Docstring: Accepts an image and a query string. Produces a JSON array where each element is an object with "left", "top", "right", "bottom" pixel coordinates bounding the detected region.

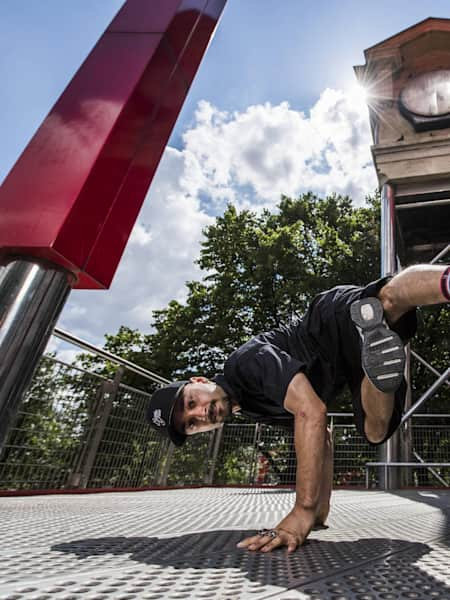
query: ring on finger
[{"left": 258, "top": 529, "right": 278, "bottom": 539}]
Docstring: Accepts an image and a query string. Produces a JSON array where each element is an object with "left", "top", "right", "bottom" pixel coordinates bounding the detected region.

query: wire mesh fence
[
  {"left": 410, "top": 417, "right": 450, "bottom": 486},
  {"left": 0, "top": 352, "right": 449, "bottom": 492},
  {"left": 0, "top": 356, "right": 100, "bottom": 490},
  {"left": 328, "top": 414, "right": 377, "bottom": 487},
  {"left": 214, "top": 423, "right": 261, "bottom": 485},
  {"left": 0, "top": 356, "right": 167, "bottom": 490},
  {"left": 83, "top": 383, "right": 170, "bottom": 489}
]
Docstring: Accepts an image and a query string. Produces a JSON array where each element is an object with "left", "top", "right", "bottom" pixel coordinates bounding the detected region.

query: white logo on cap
[{"left": 152, "top": 409, "right": 166, "bottom": 428}]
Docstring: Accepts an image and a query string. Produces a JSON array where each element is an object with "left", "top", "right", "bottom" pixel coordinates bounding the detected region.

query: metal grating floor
[{"left": 1, "top": 488, "right": 449, "bottom": 599}]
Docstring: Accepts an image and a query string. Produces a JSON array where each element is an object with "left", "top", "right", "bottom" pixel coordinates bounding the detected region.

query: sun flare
[{"left": 346, "top": 83, "right": 369, "bottom": 108}]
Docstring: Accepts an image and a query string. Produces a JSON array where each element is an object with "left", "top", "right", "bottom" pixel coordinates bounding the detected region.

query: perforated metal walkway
[{"left": 1, "top": 488, "right": 450, "bottom": 599}]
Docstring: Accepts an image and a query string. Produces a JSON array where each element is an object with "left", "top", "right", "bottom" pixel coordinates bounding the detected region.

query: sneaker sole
[{"left": 350, "top": 297, "right": 405, "bottom": 394}]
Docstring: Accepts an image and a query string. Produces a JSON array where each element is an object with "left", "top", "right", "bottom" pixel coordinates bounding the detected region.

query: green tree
[
  {"left": 144, "top": 192, "right": 381, "bottom": 387},
  {"left": 63, "top": 192, "right": 450, "bottom": 486}
]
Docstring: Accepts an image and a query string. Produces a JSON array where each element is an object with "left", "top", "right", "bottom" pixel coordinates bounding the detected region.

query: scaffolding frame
[{"left": 380, "top": 183, "right": 450, "bottom": 489}]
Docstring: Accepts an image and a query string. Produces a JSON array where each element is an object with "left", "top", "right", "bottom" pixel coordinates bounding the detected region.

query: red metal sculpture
[{"left": 0, "top": 0, "right": 226, "bottom": 289}]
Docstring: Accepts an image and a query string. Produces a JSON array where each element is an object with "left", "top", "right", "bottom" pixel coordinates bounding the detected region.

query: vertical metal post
[
  {"left": 0, "top": 259, "right": 72, "bottom": 451},
  {"left": 158, "top": 443, "right": 176, "bottom": 486},
  {"left": 400, "top": 346, "right": 413, "bottom": 486},
  {"left": 205, "top": 426, "right": 224, "bottom": 485},
  {"left": 380, "top": 183, "right": 396, "bottom": 276},
  {"left": 68, "top": 366, "right": 124, "bottom": 488},
  {"left": 202, "top": 429, "right": 216, "bottom": 484},
  {"left": 251, "top": 424, "right": 261, "bottom": 484},
  {"left": 134, "top": 444, "right": 149, "bottom": 488},
  {"left": 380, "top": 184, "right": 401, "bottom": 489}
]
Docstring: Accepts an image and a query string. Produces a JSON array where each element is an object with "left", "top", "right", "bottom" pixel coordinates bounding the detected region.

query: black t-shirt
[
  {"left": 212, "top": 279, "right": 417, "bottom": 427},
  {"left": 213, "top": 321, "right": 315, "bottom": 425},
  {"left": 213, "top": 288, "right": 351, "bottom": 424}
]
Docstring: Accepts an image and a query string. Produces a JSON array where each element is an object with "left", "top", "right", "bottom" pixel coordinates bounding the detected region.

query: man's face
[{"left": 172, "top": 378, "right": 233, "bottom": 436}]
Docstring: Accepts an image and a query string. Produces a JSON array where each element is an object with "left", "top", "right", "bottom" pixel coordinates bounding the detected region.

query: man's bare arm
[
  {"left": 288, "top": 372, "right": 327, "bottom": 506},
  {"left": 315, "top": 426, "right": 333, "bottom": 526},
  {"left": 237, "top": 373, "right": 328, "bottom": 553}
]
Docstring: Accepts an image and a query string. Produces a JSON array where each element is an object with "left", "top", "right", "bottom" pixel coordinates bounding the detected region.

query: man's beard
[{"left": 209, "top": 396, "right": 232, "bottom": 424}]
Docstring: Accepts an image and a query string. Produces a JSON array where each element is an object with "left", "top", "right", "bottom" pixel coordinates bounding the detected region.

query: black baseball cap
[{"left": 146, "top": 381, "right": 188, "bottom": 446}]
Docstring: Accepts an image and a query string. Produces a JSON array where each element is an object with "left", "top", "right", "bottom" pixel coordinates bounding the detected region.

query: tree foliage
[
  {"left": 83, "top": 192, "right": 449, "bottom": 414},
  {"left": 96, "top": 191, "right": 448, "bottom": 416},
  {"left": 143, "top": 192, "right": 381, "bottom": 386}
]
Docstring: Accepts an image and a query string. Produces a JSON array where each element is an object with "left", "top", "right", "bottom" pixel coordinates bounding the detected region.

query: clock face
[{"left": 400, "top": 70, "right": 450, "bottom": 117}]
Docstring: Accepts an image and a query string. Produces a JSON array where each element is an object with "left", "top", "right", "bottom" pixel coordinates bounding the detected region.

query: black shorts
[{"left": 302, "top": 276, "right": 417, "bottom": 446}]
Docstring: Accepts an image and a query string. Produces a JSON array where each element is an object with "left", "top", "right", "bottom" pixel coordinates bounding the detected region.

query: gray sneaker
[{"left": 350, "top": 297, "right": 405, "bottom": 393}]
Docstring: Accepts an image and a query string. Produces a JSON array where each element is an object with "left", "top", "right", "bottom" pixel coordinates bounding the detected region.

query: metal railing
[
  {"left": 53, "top": 327, "right": 170, "bottom": 385},
  {"left": 0, "top": 331, "right": 449, "bottom": 492},
  {"left": 366, "top": 463, "right": 450, "bottom": 490},
  {"left": 0, "top": 355, "right": 167, "bottom": 490}
]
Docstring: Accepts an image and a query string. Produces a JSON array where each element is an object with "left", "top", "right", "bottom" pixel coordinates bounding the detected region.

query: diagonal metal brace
[
  {"left": 401, "top": 367, "right": 450, "bottom": 424},
  {"left": 411, "top": 350, "right": 450, "bottom": 388}
]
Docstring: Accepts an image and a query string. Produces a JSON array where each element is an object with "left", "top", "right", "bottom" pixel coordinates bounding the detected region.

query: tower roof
[{"left": 364, "top": 17, "right": 450, "bottom": 58}]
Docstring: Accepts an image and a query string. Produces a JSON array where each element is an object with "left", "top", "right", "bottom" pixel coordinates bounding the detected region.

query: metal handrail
[
  {"left": 365, "top": 461, "right": 450, "bottom": 489},
  {"left": 53, "top": 327, "right": 170, "bottom": 386},
  {"left": 44, "top": 355, "right": 109, "bottom": 382}
]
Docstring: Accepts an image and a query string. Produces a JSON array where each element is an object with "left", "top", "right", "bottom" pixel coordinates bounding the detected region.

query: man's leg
[
  {"left": 360, "top": 378, "right": 396, "bottom": 443},
  {"left": 378, "top": 264, "right": 450, "bottom": 324},
  {"left": 361, "top": 264, "right": 449, "bottom": 444}
]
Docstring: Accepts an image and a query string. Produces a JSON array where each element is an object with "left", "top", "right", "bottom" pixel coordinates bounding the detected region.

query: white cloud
[
  {"left": 182, "top": 88, "right": 376, "bottom": 209},
  {"left": 129, "top": 222, "right": 153, "bottom": 246},
  {"left": 57, "top": 87, "right": 377, "bottom": 354}
]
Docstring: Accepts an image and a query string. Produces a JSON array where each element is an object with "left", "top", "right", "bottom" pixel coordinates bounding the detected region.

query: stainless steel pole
[
  {"left": 400, "top": 345, "right": 413, "bottom": 487},
  {"left": 0, "top": 258, "right": 72, "bottom": 450},
  {"left": 380, "top": 183, "right": 401, "bottom": 490},
  {"left": 380, "top": 183, "right": 396, "bottom": 276}
]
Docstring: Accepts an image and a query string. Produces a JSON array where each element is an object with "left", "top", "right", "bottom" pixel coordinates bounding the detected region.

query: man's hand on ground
[{"left": 236, "top": 506, "right": 316, "bottom": 553}]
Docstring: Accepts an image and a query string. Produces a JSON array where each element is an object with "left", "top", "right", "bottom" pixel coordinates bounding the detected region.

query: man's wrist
[
  {"left": 293, "top": 502, "right": 316, "bottom": 513},
  {"left": 292, "top": 504, "right": 317, "bottom": 528},
  {"left": 294, "top": 495, "right": 319, "bottom": 512}
]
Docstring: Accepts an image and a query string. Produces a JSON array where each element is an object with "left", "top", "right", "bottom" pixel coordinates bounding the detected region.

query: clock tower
[
  {"left": 355, "top": 17, "right": 450, "bottom": 265},
  {"left": 355, "top": 18, "right": 450, "bottom": 490}
]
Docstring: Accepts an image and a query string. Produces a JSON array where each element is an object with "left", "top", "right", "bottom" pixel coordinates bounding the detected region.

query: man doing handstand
[{"left": 146, "top": 264, "right": 450, "bottom": 552}]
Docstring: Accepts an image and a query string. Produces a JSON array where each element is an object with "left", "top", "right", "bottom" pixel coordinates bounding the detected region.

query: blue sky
[
  {"left": 1, "top": 1, "right": 449, "bottom": 354},
  {"left": 3, "top": 0, "right": 450, "bottom": 179}
]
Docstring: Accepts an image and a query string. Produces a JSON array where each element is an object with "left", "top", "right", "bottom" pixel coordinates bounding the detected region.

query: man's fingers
[
  {"left": 248, "top": 534, "right": 275, "bottom": 551},
  {"left": 237, "top": 534, "right": 268, "bottom": 549},
  {"left": 237, "top": 530, "right": 300, "bottom": 553},
  {"left": 270, "top": 531, "right": 298, "bottom": 553},
  {"left": 237, "top": 532, "right": 281, "bottom": 551},
  {"left": 262, "top": 530, "right": 301, "bottom": 553},
  {"left": 237, "top": 535, "right": 261, "bottom": 548},
  {"left": 260, "top": 535, "right": 283, "bottom": 552},
  {"left": 249, "top": 535, "right": 273, "bottom": 551}
]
